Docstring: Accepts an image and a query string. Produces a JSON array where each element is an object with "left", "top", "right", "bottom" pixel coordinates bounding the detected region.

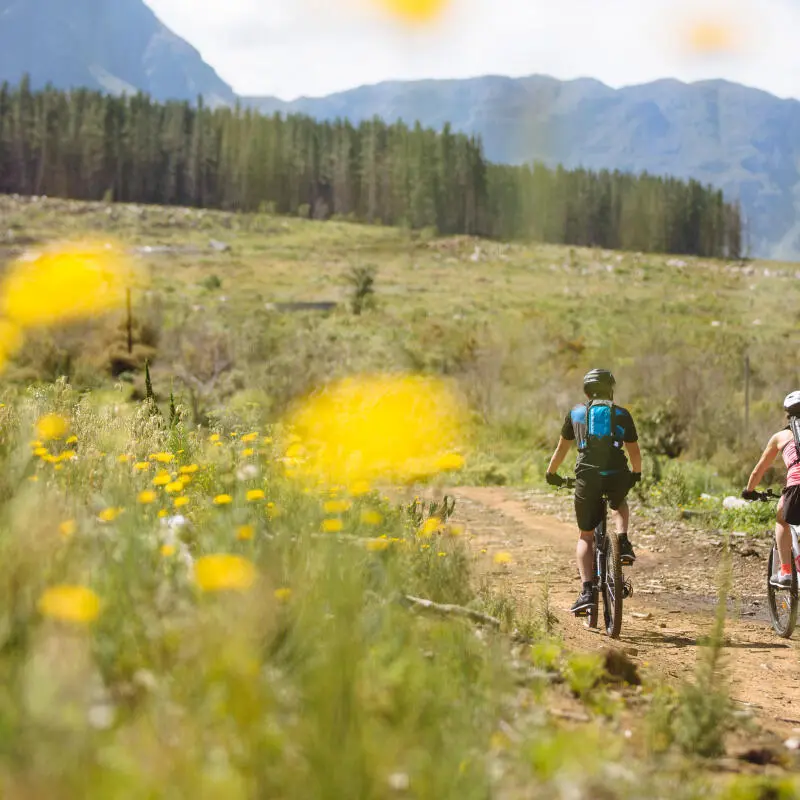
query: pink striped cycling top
[{"left": 782, "top": 440, "right": 800, "bottom": 487}]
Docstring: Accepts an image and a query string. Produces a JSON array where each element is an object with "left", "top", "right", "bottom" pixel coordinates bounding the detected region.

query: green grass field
[{"left": 0, "top": 195, "right": 797, "bottom": 797}]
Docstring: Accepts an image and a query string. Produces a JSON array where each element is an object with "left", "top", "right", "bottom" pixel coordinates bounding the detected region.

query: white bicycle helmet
[{"left": 784, "top": 391, "right": 800, "bottom": 416}]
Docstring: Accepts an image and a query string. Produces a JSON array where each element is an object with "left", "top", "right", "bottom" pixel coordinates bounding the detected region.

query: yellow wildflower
[
  {"left": 350, "top": 480, "right": 372, "bottom": 496},
  {"left": 435, "top": 452, "right": 465, "bottom": 471},
  {"left": 157, "top": 509, "right": 168, "bottom": 519},
  {"left": 324, "top": 499, "right": 351, "bottom": 514},
  {"left": 493, "top": 552, "right": 513, "bottom": 565},
  {"left": 179, "top": 464, "right": 199, "bottom": 474},
  {"left": 138, "top": 490, "right": 157, "bottom": 505},
  {"left": 237, "top": 524, "right": 255, "bottom": 541},
  {"left": 153, "top": 472, "right": 171, "bottom": 487},
  {"left": 263, "top": 436, "right": 273, "bottom": 445},
  {"left": 360, "top": 509, "right": 383, "bottom": 526},
  {"left": 213, "top": 494, "right": 233, "bottom": 506},
  {"left": 36, "top": 413, "right": 69, "bottom": 441},
  {"left": 194, "top": 554, "right": 256, "bottom": 592},
  {"left": 209, "top": 433, "right": 221, "bottom": 443},
  {"left": 179, "top": 475, "right": 192, "bottom": 487},
  {"left": 154, "top": 452, "right": 174, "bottom": 463},
  {"left": 165, "top": 481, "right": 183, "bottom": 494},
  {"left": 38, "top": 585, "right": 100, "bottom": 624},
  {"left": 0, "top": 319, "right": 23, "bottom": 373},
  {"left": 246, "top": 489, "right": 265, "bottom": 502},
  {"left": 366, "top": 539, "right": 390, "bottom": 552},
  {"left": 274, "top": 587, "right": 292, "bottom": 602},
  {"left": 33, "top": 446, "right": 48, "bottom": 457},
  {"left": 134, "top": 461, "right": 150, "bottom": 472},
  {"left": 59, "top": 519, "right": 76, "bottom": 538},
  {"left": 283, "top": 373, "right": 467, "bottom": 488},
  {"left": 98, "top": 507, "right": 122, "bottom": 523},
  {"left": 117, "top": 454, "right": 131, "bottom": 463},
  {"left": 241, "top": 448, "right": 254, "bottom": 458},
  {"left": 321, "top": 518, "right": 343, "bottom": 533},
  {"left": 173, "top": 496, "right": 190, "bottom": 508},
  {"left": 59, "top": 450, "right": 76, "bottom": 462},
  {"left": 160, "top": 544, "right": 176, "bottom": 557},
  {"left": 438, "top": 552, "right": 447, "bottom": 557},
  {"left": 65, "top": 435, "right": 78, "bottom": 445},
  {"left": 419, "top": 516, "right": 442, "bottom": 537},
  {"left": 448, "top": 524, "right": 465, "bottom": 537},
  {"left": 1, "top": 239, "right": 140, "bottom": 327},
  {"left": 241, "top": 432, "right": 259, "bottom": 443},
  {"left": 375, "top": 0, "right": 449, "bottom": 25}
]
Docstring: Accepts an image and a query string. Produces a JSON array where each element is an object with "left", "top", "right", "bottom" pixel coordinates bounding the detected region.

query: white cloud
[{"left": 144, "top": 0, "right": 800, "bottom": 100}]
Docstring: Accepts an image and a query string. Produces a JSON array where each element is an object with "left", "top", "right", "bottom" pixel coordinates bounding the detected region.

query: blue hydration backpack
[{"left": 570, "top": 400, "right": 626, "bottom": 470}]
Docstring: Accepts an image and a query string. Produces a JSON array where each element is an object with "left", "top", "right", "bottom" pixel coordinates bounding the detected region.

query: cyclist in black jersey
[{"left": 545, "top": 369, "right": 643, "bottom": 615}]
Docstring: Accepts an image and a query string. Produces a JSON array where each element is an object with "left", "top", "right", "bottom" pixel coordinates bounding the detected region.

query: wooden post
[
  {"left": 126, "top": 288, "right": 133, "bottom": 355},
  {"left": 744, "top": 353, "right": 751, "bottom": 437}
]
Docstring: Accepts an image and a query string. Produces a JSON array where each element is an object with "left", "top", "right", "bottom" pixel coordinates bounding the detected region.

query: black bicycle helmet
[
  {"left": 583, "top": 368, "right": 616, "bottom": 398},
  {"left": 784, "top": 391, "right": 800, "bottom": 417}
]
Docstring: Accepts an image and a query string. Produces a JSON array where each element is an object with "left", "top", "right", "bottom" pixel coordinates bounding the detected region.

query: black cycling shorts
[
  {"left": 574, "top": 471, "right": 632, "bottom": 532},
  {"left": 781, "top": 485, "right": 800, "bottom": 526}
]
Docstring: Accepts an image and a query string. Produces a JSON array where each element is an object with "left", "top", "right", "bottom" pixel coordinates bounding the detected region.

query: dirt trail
[{"left": 448, "top": 486, "right": 800, "bottom": 740}]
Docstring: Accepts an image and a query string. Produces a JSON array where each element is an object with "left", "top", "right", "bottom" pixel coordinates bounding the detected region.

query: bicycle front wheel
[
  {"left": 767, "top": 546, "right": 798, "bottom": 639},
  {"left": 602, "top": 531, "right": 624, "bottom": 639}
]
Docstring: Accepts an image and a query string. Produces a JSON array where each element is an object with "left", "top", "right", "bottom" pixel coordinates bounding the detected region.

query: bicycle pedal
[{"left": 573, "top": 607, "right": 591, "bottom": 618}]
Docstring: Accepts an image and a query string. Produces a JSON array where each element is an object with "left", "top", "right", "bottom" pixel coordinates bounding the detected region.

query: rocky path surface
[{"left": 448, "top": 487, "right": 800, "bottom": 740}]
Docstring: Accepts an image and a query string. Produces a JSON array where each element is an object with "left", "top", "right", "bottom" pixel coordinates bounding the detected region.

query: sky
[{"left": 144, "top": 0, "right": 800, "bottom": 100}]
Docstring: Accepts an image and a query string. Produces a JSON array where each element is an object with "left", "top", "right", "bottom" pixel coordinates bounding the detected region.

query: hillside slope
[{"left": 0, "top": 0, "right": 234, "bottom": 105}]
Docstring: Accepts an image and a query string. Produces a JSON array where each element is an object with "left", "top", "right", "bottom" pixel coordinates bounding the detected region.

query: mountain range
[{"left": 1, "top": 0, "right": 799, "bottom": 258}]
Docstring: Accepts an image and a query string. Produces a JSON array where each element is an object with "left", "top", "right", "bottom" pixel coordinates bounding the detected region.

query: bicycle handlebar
[{"left": 749, "top": 489, "right": 781, "bottom": 502}]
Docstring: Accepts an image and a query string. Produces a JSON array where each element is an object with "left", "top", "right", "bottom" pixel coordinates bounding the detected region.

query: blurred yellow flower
[
  {"left": 0, "top": 319, "right": 23, "bottom": 373},
  {"left": 360, "top": 509, "right": 383, "bottom": 526},
  {"left": 117, "top": 454, "right": 131, "bottom": 463},
  {"left": 437, "top": 552, "right": 447, "bottom": 557},
  {"left": 36, "top": 413, "right": 69, "bottom": 441},
  {"left": 241, "top": 432, "right": 259, "bottom": 443},
  {"left": 33, "top": 446, "right": 48, "bottom": 457},
  {"left": 237, "top": 524, "right": 255, "bottom": 541},
  {"left": 209, "top": 433, "right": 221, "bottom": 443},
  {"left": 274, "top": 587, "right": 292, "bottom": 602},
  {"left": 179, "top": 464, "right": 199, "bottom": 474},
  {"left": 59, "top": 519, "right": 76, "bottom": 538},
  {"left": 138, "top": 490, "right": 157, "bottom": 505},
  {"left": 165, "top": 481, "right": 183, "bottom": 494},
  {"left": 65, "top": 435, "right": 78, "bottom": 445},
  {"left": 350, "top": 480, "right": 372, "bottom": 496},
  {"left": 173, "top": 496, "right": 190, "bottom": 508},
  {"left": 435, "top": 453, "right": 464, "bottom": 471},
  {"left": 38, "top": 585, "right": 100, "bottom": 623},
  {"left": 134, "top": 461, "right": 150, "bottom": 471},
  {"left": 493, "top": 552, "right": 513, "bottom": 565},
  {"left": 157, "top": 509, "right": 168, "bottom": 519},
  {"left": 153, "top": 472, "right": 171, "bottom": 486},
  {"left": 322, "top": 518, "right": 343, "bottom": 533},
  {"left": 154, "top": 452, "right": 174, "bottom": 463},
  {"left": 419, "top": 516, "right": 442, "bottom": 537},
  {"left": 324, "top": 499, "right": 351, "bottom": 514},
  {"left": 246, "top": 489, "right": 265, "bottom": 502},
  {"left": 1, "top": 240, "right": 140, "bottom": 328},
  {"left": 448, "top": 524, "right": 465, "bottom": 537},
  {"left": 194, "top": 554, "right": 256, "bottom": 592},
  {"left": 241, "top": 448, "right": 255, "bottom": 457},
  {"left": 374, "top": 0, "right": 449, "bottom": 23},
  {"left": 213, "top": 494, "right": 233, "bottom": 506},
  {"left": 366, "top": 539, "right": 390, "bottom": 552},
  {"left": 98, "top": 507, "right": 123, "bottom": 523},
  {"left": 284, "top": 374, "right": 467, "bottom": 488},
  {"left": 160, "top": 544, "right": 176, "bottom": 557}
]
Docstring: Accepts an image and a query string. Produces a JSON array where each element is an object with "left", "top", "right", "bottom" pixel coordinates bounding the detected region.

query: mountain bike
[
  {"left": 562, "top": 477, "right": 632, "bottom": 639},
  {"left": 749, "top": 490, "right": 799, "bottom": 638}
]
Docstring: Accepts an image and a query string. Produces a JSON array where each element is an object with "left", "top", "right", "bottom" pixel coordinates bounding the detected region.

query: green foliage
[
  {"left": 346, "top": 265, "right": 377, "bottom": 315},
  {"left": 201, "top": 273, "right": 222, "bottom": 291},
  {"left": 0, "top": 79, "right": 740, "bottom": 256}
]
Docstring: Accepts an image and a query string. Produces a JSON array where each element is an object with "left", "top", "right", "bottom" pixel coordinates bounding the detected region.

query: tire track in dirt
[{"left": 449, "top": 486, "right": 800, "bottom": 739}]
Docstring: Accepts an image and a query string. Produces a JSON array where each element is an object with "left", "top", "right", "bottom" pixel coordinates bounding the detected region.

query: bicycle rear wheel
[
  {"left": 767, "top": 546, "right": 798, "bottom": 639},
  {"left": 602, "top": 531, "right": 624, "bottom": 639}
]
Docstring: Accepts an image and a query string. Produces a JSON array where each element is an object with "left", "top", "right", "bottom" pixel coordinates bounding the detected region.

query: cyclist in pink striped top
[{"left": 742, "top": 392, "right": 800, "bottom": 588}]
